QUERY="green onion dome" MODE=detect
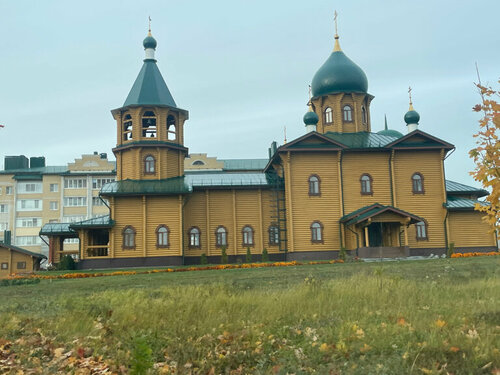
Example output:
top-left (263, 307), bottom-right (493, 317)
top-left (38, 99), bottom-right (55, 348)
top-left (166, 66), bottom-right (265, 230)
top-left (303, 109), bottom-right (319, 125)
top-left (404, 109), bottom-right (420, 125)
top-left (143, 34), bottom-right (157, 49)
top-left (378, 128), bottom-right (403, 138)
top-left (311, 38), bottom-right (368, 97)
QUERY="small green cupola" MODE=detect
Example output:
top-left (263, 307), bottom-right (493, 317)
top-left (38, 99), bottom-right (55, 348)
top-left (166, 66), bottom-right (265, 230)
top-left (303, 109), bottom-right (319, 126)
top-left (378, 114), bottom-right (403, 138)
top-left (404, 87), bottom-right (420, 133)
top-left (143, 33), bottom-right (157, 50)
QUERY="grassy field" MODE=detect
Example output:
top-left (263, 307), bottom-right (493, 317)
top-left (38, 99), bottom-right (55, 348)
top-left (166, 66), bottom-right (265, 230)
top-left (0, 257), bottom-right (499, 374)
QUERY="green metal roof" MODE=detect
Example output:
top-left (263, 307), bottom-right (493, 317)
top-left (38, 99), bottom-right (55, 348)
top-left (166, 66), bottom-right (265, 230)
top-left (221, 159), bottom-right (268, 171)
top-left (340, 203), bottom-right (424, 226)
top-left (70, 215), bottom-right (114, 229)
top-left (0, 166), bottom-right (67, 175)
top-left (324, 132), bottom-right (398, 149)
top-left (13, 174), bottom-right (43, 180)
top-left (445, 180), bottom-right (488, 198)
top-left (0, 243), bottom-right (47, 259)
top-left (39, 223), bottom-right (78, 237)
top-left (445, 196), bottom-right (489, 211)
top-left (123, 60), bottom-right (177, 108)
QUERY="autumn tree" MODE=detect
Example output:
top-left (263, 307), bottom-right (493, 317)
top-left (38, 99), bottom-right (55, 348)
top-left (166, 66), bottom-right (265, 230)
top-left (470, 79), bottom-right (500, 232)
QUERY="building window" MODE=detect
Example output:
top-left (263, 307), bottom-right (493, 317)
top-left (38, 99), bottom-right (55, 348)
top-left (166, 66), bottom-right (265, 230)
top-left (123, 114), bottom-right (133, 141)
top-left (311, 221), bottom-right (323, 243)
top-left (15, 236), bottom-right (41, 246)
top-left (324, 107), bottom-right (333, 124)
top-left (50, 201), bottom-right (59, 210)
top-left (0, 223), bottom-right (8, 231)
top-left (308, 175), bottom-right (320, 196)
top-left (156, 225), bottom-right (169, 248)
top-left (268, 225), bottom-right (279, 245)
top-left (17, 199), bottom-right (42, 211)
top-left (49, 183), bottom-right (58, 192)
top-left (167, 115), bottom-right (177, 141)
top-left (189, 227), bottom-right (201, 248)
top-left (92, 178), bottom-right (115, 189)
top-left (142, 111), bottom-right (157, 138)
top-left (144, 155), bottom-right (155, 174)
top-left (122, 226), bottom-right (136, 249)
top-left (6, 186), bottom-right (13, 195)
top-left (343, 105), bottom-right (353, 122)
top-left (63, 197), bottom-right (87, 207)
top-left (17, 262), bottom-right (26, 270)
top-left (16, 217), bottom-right (42, 228)
top-left (360, 174), bottom-right (373, 195)
top-left (242, 225), bottom-right (254, 246)
top-left (64, 178), bottom-right (87, 189)
top-left (192, 160), bottom-right (205, 166)
top-left (412, 173), bottom-right (424, 194)
top-left (19, 183), bottom-right (42, 194)
top-left (416, 221), bottom-right (428, 240)
top-left (215, 226), bottom-right (228, 247)
top-left (1, 263), bottom-right (8, 270)
top-left (0, 204), bottom-right (8, 213)
top-left (92, 197), bottom-right (108, 206)
top-left (362, 106), bottom-right (367, 124)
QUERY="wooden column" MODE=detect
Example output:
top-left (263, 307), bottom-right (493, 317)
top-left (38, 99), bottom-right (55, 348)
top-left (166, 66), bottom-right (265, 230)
top-left (258, 189), bottom-right (263, 252)
top-left (178, 195), bottom-right (183, 257)
top-left (404, 225), bottom-right (409, 246)
top-left (142, 196), bottom-right (147, 257)
top-left (364, 226), bottom-right (369, 247)
top-left (232, 190), bottom-right (237, 255)
top-left (110, 197), bottom-right (115, 258)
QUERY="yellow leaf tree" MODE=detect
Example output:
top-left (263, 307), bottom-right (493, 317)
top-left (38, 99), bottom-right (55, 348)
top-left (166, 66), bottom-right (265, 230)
top-left (470, 79), bottom-right (500, 231)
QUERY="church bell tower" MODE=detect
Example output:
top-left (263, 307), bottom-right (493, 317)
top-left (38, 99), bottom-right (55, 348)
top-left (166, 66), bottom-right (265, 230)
top-left (111, 27), bottom-right (189, 181)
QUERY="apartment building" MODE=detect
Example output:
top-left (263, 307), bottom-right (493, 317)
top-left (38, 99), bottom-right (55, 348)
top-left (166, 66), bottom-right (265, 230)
top-left (0, 153), bottom-right (115, 257)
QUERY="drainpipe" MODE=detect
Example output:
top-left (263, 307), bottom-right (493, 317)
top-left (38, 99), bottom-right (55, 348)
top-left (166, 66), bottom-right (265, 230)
top-left (346, 225), bottom-right (359, 257)
top-left (443, 209), bottom-right (449, 250)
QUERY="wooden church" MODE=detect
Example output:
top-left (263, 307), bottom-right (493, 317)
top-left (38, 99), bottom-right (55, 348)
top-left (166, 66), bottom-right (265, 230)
top-left (41, 25), bottom-right (497, 268)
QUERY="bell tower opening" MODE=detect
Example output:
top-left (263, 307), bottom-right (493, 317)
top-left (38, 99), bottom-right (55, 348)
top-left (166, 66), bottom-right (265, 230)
top-left (142, 111), bottom-right (157, 138)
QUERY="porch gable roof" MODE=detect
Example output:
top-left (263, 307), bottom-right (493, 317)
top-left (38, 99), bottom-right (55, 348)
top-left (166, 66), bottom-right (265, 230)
top-left (340, 203), bottom-right (424, 226)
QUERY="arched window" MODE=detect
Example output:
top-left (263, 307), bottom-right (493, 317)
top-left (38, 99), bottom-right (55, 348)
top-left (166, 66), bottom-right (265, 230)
top-left (415, 221), bottom-right (428, 240)
top-left (268, 225), bottom-right (279, 245)
top-left (144, 155), bottom-right (155, 174)
top-left (156, 225), bottom-right (169, 248)
top-left (215, 226), bottom-right (227, 247)
top-left (192, 160), bottom-right (205, 166)
top-left (412, 173), bottom-right (424, 194)
top-left (310, 221), bottom-right (323, 243)
top-left (167, 115), bottom-right (176, 141)
top-left (308, 175), bottom-right (320, 196)
top-left (123, 114), bottom-right (133, 141)
top-left (362, 106), bottom-right (367, 124)
top-left (122, 226), bottom-right (136, 249)
top-left (142, 111), bottom-right (157, 138)
top-left (343, 105), bottom-right (353, 122)
top-left (324, 107), bottom-right (333, 124)
top-left (242, 225), bottom-right (254, 246)
top-left (360, 174), bottom-right (373, 195)
top-left (189, 227), bottom-right (201, 248)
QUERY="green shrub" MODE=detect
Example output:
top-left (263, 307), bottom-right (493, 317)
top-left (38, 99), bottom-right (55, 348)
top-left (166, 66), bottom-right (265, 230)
top-left (200, 253), bottom-right (208, 265)
top-left (246, 247), bottom-right (252, 263)
top-left (221, 246), bottom-right (228, 264)
top-left (130, 336), bottom-right (153, 375)
top-left (447, 242), bottom-right (455, 258)
top-left (262, 248), bottom-right (269, 262)
top-left (58, 255), bottom-right (76, 270)
top-left (339, 247), bottom-right (347, 262)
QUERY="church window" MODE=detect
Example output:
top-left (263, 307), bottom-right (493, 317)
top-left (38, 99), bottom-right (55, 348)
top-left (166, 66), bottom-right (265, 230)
top-left (142, 111), bottom-right (157, 138)
top-left (268, 225), bottom-right (279, 245)
top-left (311, 221), bottom-right (323, 243)
top-left (242, 225), bottom-right (254, 246)
top-left (123, 114), bottom-right (133, 141)
top-left (416, 221), bottom-right (428, 240)
top-left (343, 105), bottom-right (353, 122)
top-left (215, 226), bottom-right (227, 247)
top-left (189, 227), bottom-right (201, 248)
top-left (156, 225), bottom-right (169, 247)
top-left (192, 160), bottom-right (205, 166)
top-left (412, 173), bottom-right (424, 194)
top-left (167, 115), bottom-right (176, 141)
top-left (324, 107), bottom-right (333, 124)
top-left (308, 175), bottom-right (320, 196)
top-left (122, 226), bottom-right (136, 249)
top-left (144, 155), bottom-right (155, 174)
top-left (362, 106), bottom-right (367, 124)
top-left (360, 174), bottom-right (373, 195)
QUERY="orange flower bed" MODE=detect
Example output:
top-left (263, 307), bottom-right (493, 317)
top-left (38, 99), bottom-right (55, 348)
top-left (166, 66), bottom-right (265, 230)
top-left (7, 259), bottom-right (344, 281)
top-left (450, 251), bottom-right (500, 258)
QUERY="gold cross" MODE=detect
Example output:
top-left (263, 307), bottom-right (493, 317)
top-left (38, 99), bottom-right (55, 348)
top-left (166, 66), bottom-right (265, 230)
top-left (148, 16), bottom-right (152, 33)
top-left (408, 86), bottom-right (413, 105)
top-left (308, 85), bottom-right (312, 101)
top-left (334, 11), bottom-right (338, 36)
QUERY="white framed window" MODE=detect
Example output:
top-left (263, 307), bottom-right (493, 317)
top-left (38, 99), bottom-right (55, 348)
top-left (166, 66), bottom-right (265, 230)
top-left (416, 221), bottom-right (428, 240)
top-left (343, 105), bottom-right (353, 122)
top-left (6, 186), bottom-right (13, 195)
top-left (15, 236), bottom-right (41, 246)
top-left (16, 217), bottom-right (42, 228)
top-left (311, 221), bottom-right (323, 243)
top-left (215, 226), bottom-right (227, 247)
top-left (242, 226), bottom-right (254, 246)
top-left (92, 197), bottom-right (108, 206)
top-left (50, 201), bottom-right (59, 210)
top-left (63, 197), bottom-right (87, 207)
top-left (17, 199), bottom-right (42, 211)
top-left (268, 225), bottom-right (279, 245)
top-left (50, 183), bottom-right (59, 192)
top-left (189, 227), bottom-right (201, 248)
top-left (324, 107), bottom-right (333, 124)
top-left (92, 178), bottom-right (115, 189)
top-left (18, 182), bottom-right (42, 194)
top-left (156, 225), bottom-right (169, 247)
top-left (63, 216), bottom-right (87, 223)
top-left (0, 222), bottom-right (8, 231)
top-left (0, 204), bottom-right (8, 213)
top-left (64, 178), bottom-right (87, 189)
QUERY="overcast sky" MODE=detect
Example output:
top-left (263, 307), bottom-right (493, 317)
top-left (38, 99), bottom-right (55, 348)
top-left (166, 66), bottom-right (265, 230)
top-left (0, 0), bottom-right (499, 188)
